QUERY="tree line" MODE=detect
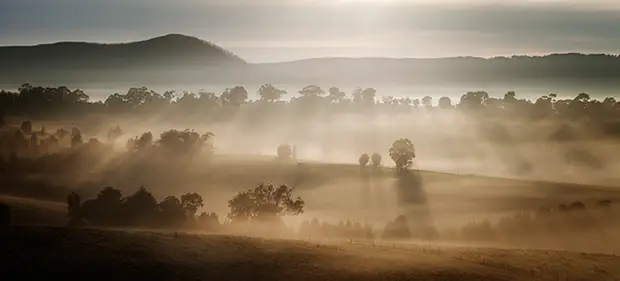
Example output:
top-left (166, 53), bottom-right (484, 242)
top-left (1, 84), bottom-right (619, 124)
top-left (66, 183), bottom-right (304, 231)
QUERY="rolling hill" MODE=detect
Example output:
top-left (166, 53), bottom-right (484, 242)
top-left (1, 226), bottom-right (619, 281)
top-left (0, 34), bottom-right (246, 84)
top-left (2, 34), bottom-right (620, 86)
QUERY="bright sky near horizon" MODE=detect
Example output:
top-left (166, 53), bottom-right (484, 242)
top-left (1, 0), bottom-right (619, 62)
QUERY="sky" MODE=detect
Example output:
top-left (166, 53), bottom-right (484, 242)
top-left (1, 0), bottom-right (620, 62)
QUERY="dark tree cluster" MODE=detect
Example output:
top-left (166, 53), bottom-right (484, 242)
top-left (127, 129), bottom-right (214, 158)
top-left (67, 186), bottom-right (219, 229)
top-left (227, 184), bottom-right (304, 223)
top-left (63, 183), bottom-right (305, 233)
top-left (458, 199), bottom-right (619, 245)
top-left (298, 218), bottom-right (374, 241)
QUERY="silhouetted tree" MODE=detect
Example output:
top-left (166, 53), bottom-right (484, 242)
top-left (221, 86), bottom-right (248, 107)
top-left (328, 87), bottom-right (346, 103)
top-left (371, 153), bottom-right (382, 168)
top-left (353, 88), bottom-right (376, 106)
top-left (123, 187), bottom-right (158, 225)
top-left (298, 85), bottom-right (325, 98)
top-left (130, 131), bottom-right (153, 151)
top-left (228, 184), bottom-right (304, 223)
top-left (159, 196), bottom-right (186, 226)
top-left (157, 129), bottom-right (214, 156)
top-left (180, 193), bottom-right (204, 218)
top-left (258, 84), bottom-right (287, 103)
top-left (389, 138), bottom-right (415, 171)
top-left (358, 153), bottom-right (369, 167)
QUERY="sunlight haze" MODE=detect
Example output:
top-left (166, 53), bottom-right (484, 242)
top-left (1, 0), bottom-right (620, 62)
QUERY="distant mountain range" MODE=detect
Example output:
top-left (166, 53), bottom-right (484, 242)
top-left (1, 34), bottom-right (620, 87)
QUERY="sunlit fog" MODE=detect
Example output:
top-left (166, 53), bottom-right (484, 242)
top-left (2, 0), bottom-right (620, 280)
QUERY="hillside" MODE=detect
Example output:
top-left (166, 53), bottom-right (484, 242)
top-left (2, 34), bottom-right (620, 86)
top-left (0, 34), bottom-right (246, 84)
top-left (1, 226), bottom-right (619, 281)
top-left (252, 54), bottom-right (620, 85)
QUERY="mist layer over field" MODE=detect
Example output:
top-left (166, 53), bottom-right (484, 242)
top-left (80, 105), bottom-right (619, 186)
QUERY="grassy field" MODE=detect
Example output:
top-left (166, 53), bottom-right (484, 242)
top-left (2, 226), bottom-right (620, 281)
top-left (3, 157), bottom-right (620, 281)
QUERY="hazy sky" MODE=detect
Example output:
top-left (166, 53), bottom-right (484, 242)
top-left (1, 0), bottom-right (619, 62)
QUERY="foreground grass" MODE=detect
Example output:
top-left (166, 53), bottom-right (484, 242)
top-left (1, 226), bottom-right (620, 281)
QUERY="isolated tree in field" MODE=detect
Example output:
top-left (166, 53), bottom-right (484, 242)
top-left (358, 153), bottom-right (369, 167)
top-left (228, 184), bottom-right (304, 222)
top-left (21, 120), bottom-right (32, 134)
top-left (371, 153), bottom-right (382, 168)
top-left (258, 84), bottom-right (287, 102)
top-left (0, 203), bottom-right (10, 227)
top-left (389, 138), bottom-right (415, 171)
top-left (277, 144), bottom-right (292, 159)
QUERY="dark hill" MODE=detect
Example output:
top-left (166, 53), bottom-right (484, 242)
top-left (251, 54), bottom-right (620, 85)
top-left (0, 34), bottom-right (245, 84)
top-left (2, 34), bottom-right (620, 86)
top-left (0, 34), bottom-right (245, 69)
